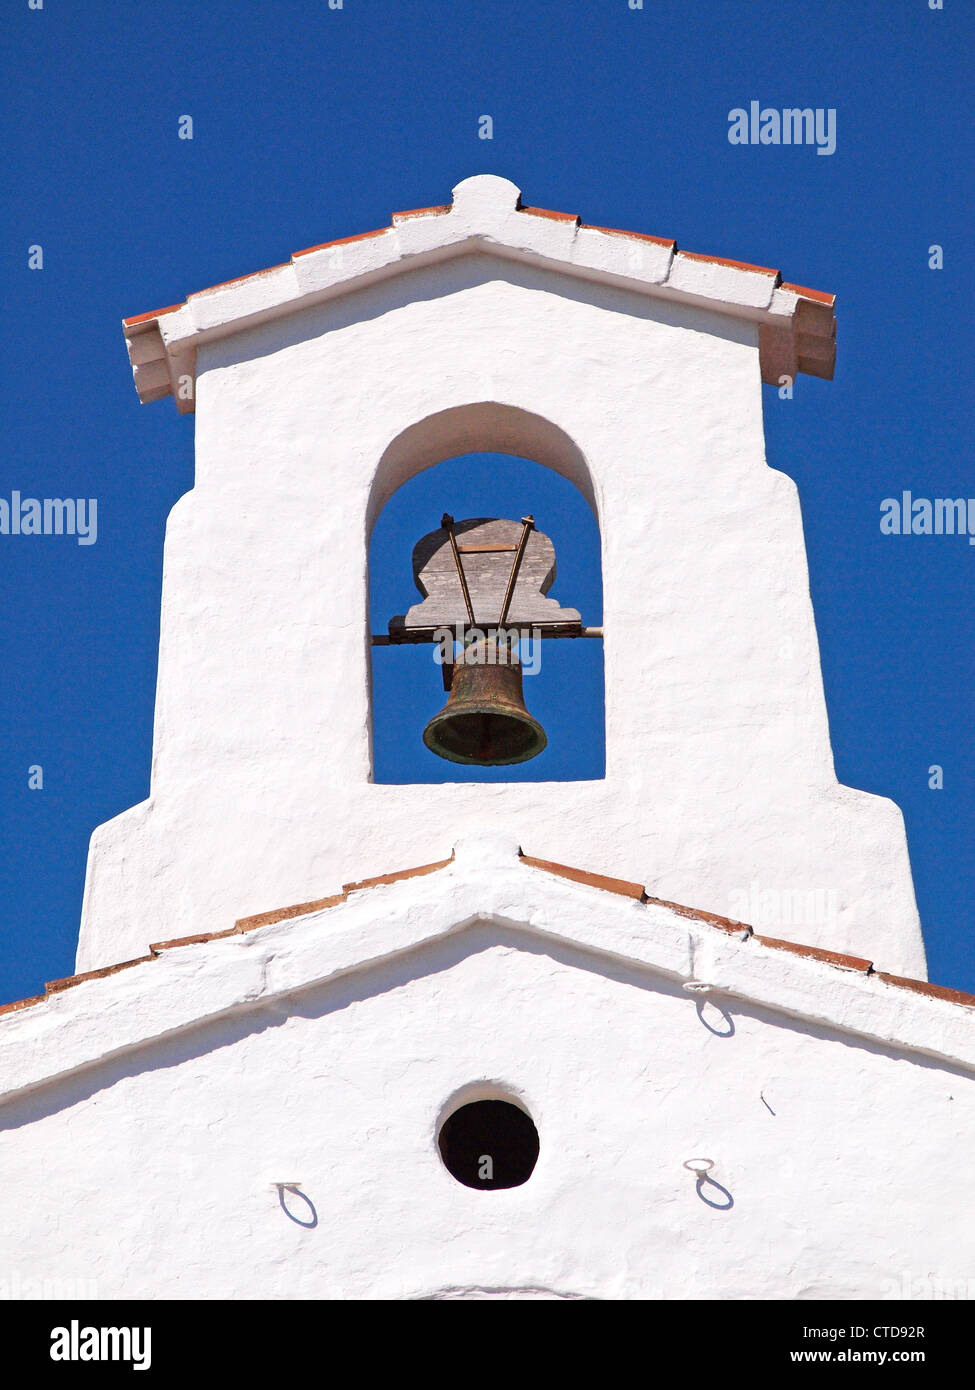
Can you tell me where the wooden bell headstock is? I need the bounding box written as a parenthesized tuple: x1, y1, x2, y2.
(388, 515, 582, 640)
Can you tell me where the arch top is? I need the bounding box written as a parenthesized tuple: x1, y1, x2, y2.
(367, 402, 597, 533)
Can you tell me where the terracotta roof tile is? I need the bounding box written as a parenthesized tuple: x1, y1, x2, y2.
(582, 223, 675, 248)
(780, 281, 835, 305)
(234, 855, 453, 932)
(677, 248, 780, 278)
(151, 926, 239, 952)
(519, 853, 646, 901)
(518, 204, 581, 225)
(392, 204, 451, 221)
(343, 855, 454, 894)
(753, 935, 872, 972)
(233, 894, 348, 933)
(875, 973, 975, 1008)
(190, 263, 290, 298)
(45, 955, 156, 994)
(122, 189, 833, 378)
(0, 993, 45, 1018)
(292, 226, 389, 258)
(644, 894, 752, 935)
(5, 852, 964, 1031)
(122, 304, 182, 328)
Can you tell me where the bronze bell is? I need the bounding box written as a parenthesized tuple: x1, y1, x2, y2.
(423, 637, 547, 765)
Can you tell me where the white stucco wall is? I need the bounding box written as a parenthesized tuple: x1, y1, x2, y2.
(78, 239, 924, 978)
(3, 852, 969, 1300)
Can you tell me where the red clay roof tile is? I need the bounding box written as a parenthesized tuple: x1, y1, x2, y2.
(518, 204, 581, 225)
(392, 204, 451, 221)
(122, 198, 832, 351)
(8, 853, 962, 1034)
(780, 281, 835, 305)
(644, 894, 752, 935)
(45, 955, 156, 994)
(343, 855, 453, 895)
(582, 223, 675, 248)
(122, 304, 182, 328)
(677, 248, 780, 278)
(875, 973, 975, 1008)
(234, 893, 348, 933)
(0, 993, 45, 1018)
(753, 935, 872, 972)
(150, 927, 238, 953)
(519, 853, 646, 901)
(292, 226, 389, 257)
(189, 263, 290, 298)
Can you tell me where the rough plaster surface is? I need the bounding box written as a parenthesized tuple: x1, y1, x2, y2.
(1, 844, 969, 1300)
(81, 211, 924, 979)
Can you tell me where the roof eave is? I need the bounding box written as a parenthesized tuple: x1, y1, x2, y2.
(122, 176, 836, 410)
(1, 839, 971, 1106)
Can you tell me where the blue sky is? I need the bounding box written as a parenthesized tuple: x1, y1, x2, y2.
(1, 0, 972, 1004)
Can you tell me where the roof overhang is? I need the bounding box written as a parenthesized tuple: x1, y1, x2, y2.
(122, 175, 836, 414)
(1, 834, 971, 1108)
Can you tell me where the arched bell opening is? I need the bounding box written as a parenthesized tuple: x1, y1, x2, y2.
(367, 408, 604, 784)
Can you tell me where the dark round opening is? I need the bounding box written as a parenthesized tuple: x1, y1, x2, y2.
(438, 1099, 540, 1189)
(425, 710, 546, 765)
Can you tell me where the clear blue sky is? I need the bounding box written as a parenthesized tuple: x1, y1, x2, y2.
(1, 0, 972, 1005)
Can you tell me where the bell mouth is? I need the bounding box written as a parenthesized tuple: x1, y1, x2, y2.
(423, 707, 547, 766)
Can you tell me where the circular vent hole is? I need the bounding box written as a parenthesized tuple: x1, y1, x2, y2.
(438, 1099, 539, 1190)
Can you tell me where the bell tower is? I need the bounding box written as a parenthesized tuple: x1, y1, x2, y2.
(81, 174, 925, 980)
(9, 173, 973, 1309)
